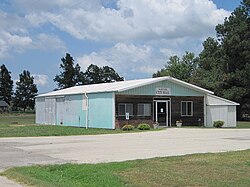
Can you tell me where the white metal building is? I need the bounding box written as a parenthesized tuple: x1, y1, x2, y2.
(36, 76, 239, 128)
(206, 94, 239, 127)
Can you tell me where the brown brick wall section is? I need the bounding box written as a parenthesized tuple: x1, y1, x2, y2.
(115, 95, 204, 128)
(171, 96, 204, 126)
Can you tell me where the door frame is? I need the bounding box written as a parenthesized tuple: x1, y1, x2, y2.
(153, 98, 171, 127)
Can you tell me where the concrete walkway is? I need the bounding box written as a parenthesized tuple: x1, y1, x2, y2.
(0, 128, 250, 186)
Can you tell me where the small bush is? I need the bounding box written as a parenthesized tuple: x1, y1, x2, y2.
(138, 123, 151, 130)
(122, 124, 135, 131)
(213, 120, 225, 128)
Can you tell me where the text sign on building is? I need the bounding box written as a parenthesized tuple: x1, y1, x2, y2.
(126, 112, 130, 120)
(155, 88, 171, 96)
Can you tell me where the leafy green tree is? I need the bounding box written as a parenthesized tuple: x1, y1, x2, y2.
(0, 64, 13, 104)
(101, 66, 124, 83)
(153, 52, 198, 82)
(13, 70, 38, 112)
(54, 53, 84, 89)
(84, 64, 102, 84)
(194, 37, 226, 96)
(84, 64, 123, 84)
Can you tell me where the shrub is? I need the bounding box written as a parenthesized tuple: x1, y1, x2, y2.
(138, 123, 151, 130)
(213, 120, 225, 128)
(122, 124, 135, 131)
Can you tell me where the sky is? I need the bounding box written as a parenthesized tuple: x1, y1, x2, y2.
(0, 0, 242, 94)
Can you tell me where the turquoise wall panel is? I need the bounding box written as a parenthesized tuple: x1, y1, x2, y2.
(88, 92, 114, 129)
(59, 94, 86, 127)
(119, 80, 203, 96)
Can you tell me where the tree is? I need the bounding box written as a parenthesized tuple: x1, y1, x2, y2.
(101, 66, 124, 83)
(84, 64, 102, 84)
(153, 52, 198, 83)
(193, 37, 226, 96)
(84, 64, 124, 84)
(197, 0, 250, 118)
(54, 53, 84, 89)
(0, 64, 13, 104)
(13, 70, 38, 112)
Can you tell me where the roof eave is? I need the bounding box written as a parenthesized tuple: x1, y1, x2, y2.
(169, 77, 214, 95)
(117, 76, 170, 92)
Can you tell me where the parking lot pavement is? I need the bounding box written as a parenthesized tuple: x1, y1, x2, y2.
(0, 128, 250, 186)
(0, 175, 24, 187)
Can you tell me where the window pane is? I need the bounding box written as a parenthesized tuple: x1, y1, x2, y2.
(126, 104, 133, 115)
(144, 104, 151, 116)
(118, 104, 125, 115)
(181, 102, 186, 115)
(138, 104, 144, 116)
(187, 102, 192, 116)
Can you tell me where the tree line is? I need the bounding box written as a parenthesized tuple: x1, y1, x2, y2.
(53, 53, 124, 90)
(153, 0, 250, 119)
(0, 65, 37, 112)
(0, 54, 123, 111)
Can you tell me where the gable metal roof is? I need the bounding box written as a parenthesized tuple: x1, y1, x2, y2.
(37, 76, 214, 98)
(206, 94, 239, 106)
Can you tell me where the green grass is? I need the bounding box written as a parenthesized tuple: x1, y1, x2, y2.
(0, 114, 160, 137)
(237, 121, 250, 128)
(2, 150, 250, 187)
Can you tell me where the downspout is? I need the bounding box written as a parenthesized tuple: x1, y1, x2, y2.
(204, 95, 207, 127)
(85, 92, 89, 129)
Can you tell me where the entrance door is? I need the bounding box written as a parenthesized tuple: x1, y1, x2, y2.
(154, 100, 171, 127)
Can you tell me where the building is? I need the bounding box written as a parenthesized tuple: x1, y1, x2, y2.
(35, 76, 239, 128)
(0, 100, 9, 112)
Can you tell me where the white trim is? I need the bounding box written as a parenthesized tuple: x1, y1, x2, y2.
(155, 100, 170, 127)
(84, 93, 89, 129)
(169, 99, 171, 127)
(204, 96, 207, 127)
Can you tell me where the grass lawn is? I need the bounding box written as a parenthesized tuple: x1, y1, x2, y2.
(0, 113, 160, 137)
(2, 150, 250, 187)
(237, 121, 250, 128)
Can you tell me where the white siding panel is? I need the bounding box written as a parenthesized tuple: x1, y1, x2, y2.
(45, 98, 56, 125)
(227, 106, 236, 127)
(56, 97, 65, 125)
(35, 98, 45, 124)
(206, 106, 236, 127)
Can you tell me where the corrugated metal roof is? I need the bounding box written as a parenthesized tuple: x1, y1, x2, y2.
(37, 76, 214, 97)
(206, 94, 239, 106)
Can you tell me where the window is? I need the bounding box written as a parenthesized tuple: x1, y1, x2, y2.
(118, 103, 133, 116)
(181, 101, 193, 116)
(138, 103, 151, 116)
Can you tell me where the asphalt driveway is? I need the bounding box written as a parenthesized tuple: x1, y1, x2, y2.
(1, 128, 250, 171)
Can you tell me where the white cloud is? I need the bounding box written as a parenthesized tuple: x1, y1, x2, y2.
(32, 74, 49, 86)
(0, 31, 33, 59)
(77, 43, 164, 79)
(33, 33, 66, 51)
(13, 0, 230, 42)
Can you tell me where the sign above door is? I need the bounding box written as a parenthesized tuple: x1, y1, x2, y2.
(155, 88, 171, 96)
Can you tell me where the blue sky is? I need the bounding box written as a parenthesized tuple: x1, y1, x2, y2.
(0, 0, 242, 93)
